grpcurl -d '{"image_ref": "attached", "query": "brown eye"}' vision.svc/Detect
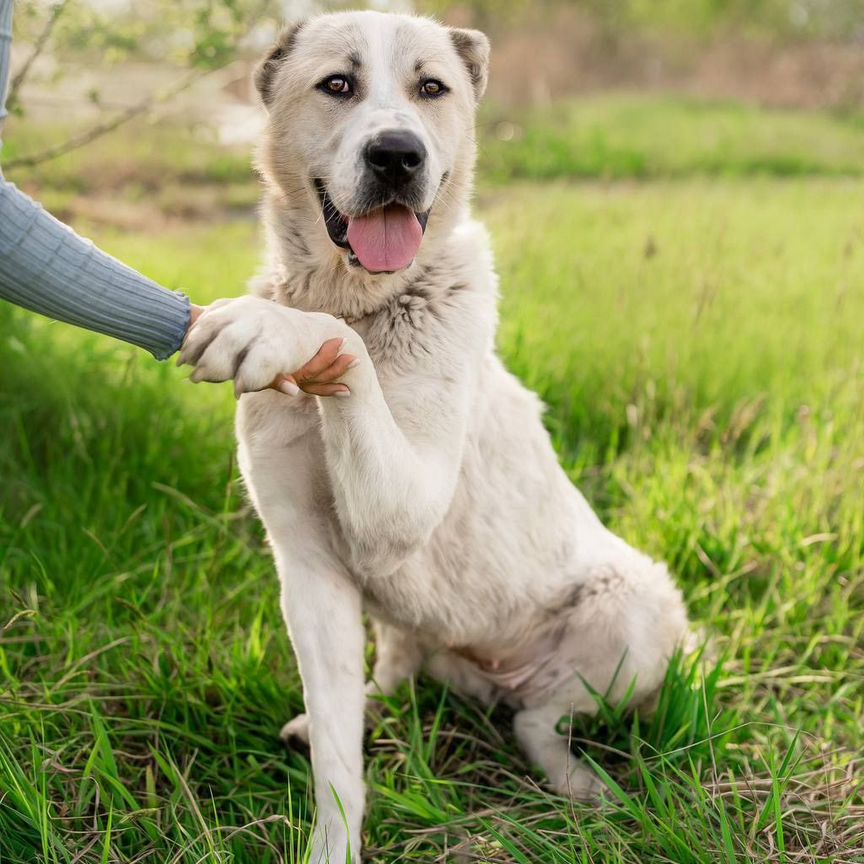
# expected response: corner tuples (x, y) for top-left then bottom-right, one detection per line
(319, 75), (353, 97)
(420, 79), (447, 99)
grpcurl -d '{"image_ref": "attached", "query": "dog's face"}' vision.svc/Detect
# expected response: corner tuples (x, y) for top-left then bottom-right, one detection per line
(255, 12), (489, 274)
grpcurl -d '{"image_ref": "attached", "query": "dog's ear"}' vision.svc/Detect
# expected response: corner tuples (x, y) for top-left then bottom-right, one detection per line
(449, 28), (490, 102)
(254, 22), (304, 107)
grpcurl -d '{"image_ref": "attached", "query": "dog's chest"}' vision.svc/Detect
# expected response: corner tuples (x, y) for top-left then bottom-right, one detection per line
(348, 283), (457, 373)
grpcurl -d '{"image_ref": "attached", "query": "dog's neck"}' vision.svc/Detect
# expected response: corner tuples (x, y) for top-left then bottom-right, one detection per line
(254, 180), (476, 324)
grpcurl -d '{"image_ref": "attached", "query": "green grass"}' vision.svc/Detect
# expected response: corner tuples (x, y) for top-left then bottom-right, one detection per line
(2, 142), (864, 858)
(480, 94), (864, 181)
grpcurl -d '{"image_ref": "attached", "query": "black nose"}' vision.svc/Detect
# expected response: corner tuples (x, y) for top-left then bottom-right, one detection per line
(365, 130), (426, 188)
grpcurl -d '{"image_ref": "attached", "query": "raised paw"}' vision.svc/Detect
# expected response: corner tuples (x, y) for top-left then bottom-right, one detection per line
(179, 295), (357, 397)
(280, 712), (311, 748)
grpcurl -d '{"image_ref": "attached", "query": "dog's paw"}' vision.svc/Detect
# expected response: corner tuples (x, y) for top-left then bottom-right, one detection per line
(179, 296), (297, 394)
(550, 760), (610, 803)
(280, 712), (311, 748)
(308, 822), (355, 864)
(181, 296), (353, 397)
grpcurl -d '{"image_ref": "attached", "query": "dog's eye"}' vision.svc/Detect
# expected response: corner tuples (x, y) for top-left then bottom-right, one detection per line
(319, 75), (353, 97)
(419, 79), (448, 99)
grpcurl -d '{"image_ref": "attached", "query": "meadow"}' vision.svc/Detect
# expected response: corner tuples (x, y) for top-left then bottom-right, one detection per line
(1, 95), (863, 862)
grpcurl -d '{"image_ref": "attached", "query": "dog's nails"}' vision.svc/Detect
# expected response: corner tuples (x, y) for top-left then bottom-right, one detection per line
(279, 379), (300, 396)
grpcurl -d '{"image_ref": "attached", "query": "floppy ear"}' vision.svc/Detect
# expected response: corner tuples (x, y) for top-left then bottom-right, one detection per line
(449, 27), (490, 102)
(254, 22), (304, 106)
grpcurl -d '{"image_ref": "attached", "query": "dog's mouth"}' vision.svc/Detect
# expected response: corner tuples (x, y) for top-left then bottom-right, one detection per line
(315, 180), (429, 274)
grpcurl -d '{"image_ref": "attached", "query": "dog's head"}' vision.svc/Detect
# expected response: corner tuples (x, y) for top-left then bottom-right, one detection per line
(255, 11), (489, 275)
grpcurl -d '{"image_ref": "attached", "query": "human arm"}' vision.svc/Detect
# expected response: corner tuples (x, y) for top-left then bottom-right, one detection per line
(0, 178), (194, 360)
(0, 0), (196, 360)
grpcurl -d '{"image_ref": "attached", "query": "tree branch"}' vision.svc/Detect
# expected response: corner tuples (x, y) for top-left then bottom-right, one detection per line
(4, 69), (205, 170)
(5, 0), (275, 171)
(7, 0), (70, 112)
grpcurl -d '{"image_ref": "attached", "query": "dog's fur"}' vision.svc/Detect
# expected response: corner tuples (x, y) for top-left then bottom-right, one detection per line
(181, 12), (689, 862)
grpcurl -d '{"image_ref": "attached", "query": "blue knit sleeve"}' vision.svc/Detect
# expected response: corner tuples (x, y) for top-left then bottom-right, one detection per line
(0, 0), (192, 360)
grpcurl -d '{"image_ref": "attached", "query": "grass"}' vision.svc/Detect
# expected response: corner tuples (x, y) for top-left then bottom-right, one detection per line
(2, 101), (864, 861)
(480, 95), (864, 181)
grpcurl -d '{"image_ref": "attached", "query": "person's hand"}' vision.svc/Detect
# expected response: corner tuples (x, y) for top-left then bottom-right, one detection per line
(184, 303), (357, 398)
(271, 336), (358, 397)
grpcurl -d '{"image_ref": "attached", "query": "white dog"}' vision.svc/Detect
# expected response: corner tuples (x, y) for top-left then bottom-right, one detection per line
(181, 11), (690, 862)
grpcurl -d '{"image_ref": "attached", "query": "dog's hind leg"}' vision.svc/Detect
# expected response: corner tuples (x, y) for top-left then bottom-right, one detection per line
(516, 557), (688, 802)
(425, 649), (607, 799)
(513, 699), (607, 801)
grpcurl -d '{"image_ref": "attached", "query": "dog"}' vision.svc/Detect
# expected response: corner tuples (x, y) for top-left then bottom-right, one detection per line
(180, 11), (690, 862)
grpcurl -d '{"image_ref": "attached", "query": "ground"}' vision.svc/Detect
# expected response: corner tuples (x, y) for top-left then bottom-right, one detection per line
(1, 95), (863, 862)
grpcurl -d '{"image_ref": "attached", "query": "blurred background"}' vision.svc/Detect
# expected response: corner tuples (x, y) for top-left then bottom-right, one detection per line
(6, 0), (864, 214)
(2, 2), (863, 862)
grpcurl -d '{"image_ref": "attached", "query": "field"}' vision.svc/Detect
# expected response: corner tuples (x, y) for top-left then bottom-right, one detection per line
(1, 95), (863, 862)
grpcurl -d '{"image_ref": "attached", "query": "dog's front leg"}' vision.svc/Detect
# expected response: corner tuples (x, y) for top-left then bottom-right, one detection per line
(237, 409), (367, 862)
(273, 540), (366, 864)
(281, 620), (423, 749)
(316, 339), (481, 577)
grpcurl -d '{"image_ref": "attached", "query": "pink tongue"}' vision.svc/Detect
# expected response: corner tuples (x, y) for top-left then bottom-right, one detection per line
(347, 204), (423, 273)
